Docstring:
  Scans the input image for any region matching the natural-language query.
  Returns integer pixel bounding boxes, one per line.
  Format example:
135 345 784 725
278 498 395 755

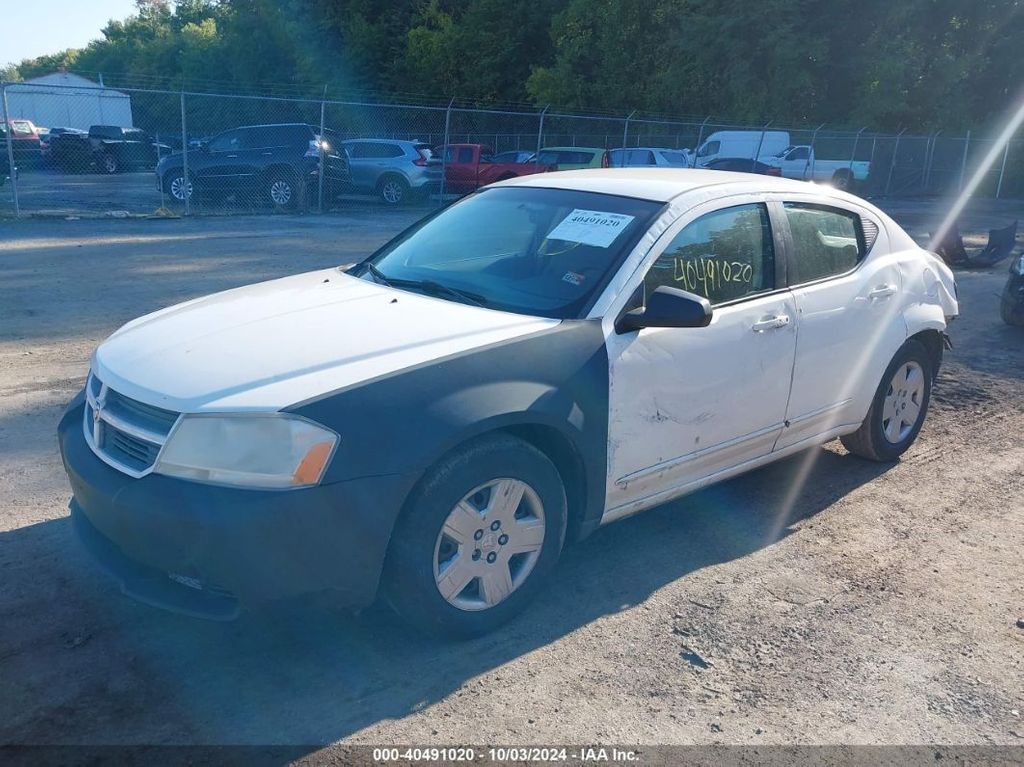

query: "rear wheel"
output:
378 175 410 205
384 434 567 638
841 340 933 461
832 169 853 190
266 170 302 211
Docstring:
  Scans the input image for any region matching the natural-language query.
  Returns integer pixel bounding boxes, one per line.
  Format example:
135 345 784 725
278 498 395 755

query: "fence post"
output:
318 85 327 214
620 110 636 166
439 98 453 205
923 131 940 192
692 116 710 167
2 82 21 217
753 121 772 172
848 127 865 176
958 131 971 191
808 123 825 180
180 91 190 216
885 128 906 195
535 106 548 168
996 140 1010 199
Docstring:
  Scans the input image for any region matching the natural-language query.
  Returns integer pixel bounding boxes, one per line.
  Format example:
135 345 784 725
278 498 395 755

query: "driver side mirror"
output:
615 286 713 334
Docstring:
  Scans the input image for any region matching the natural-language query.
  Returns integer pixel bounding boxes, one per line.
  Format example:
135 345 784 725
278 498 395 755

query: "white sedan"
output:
59 169 958 636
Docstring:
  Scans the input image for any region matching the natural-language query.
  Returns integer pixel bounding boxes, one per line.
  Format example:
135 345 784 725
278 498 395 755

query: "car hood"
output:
93 268 558 413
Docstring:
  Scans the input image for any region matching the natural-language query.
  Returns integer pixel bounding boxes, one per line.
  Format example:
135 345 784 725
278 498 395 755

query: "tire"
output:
377 174 410 205
162 172 193 204
1000 282 1024 326
101 153 119 174
266 170 302 211
841 340 933 462
383 434 567 638
832 169 853 190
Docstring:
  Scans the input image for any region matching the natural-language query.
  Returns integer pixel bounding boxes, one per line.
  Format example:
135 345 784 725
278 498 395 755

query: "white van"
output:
694 130 791 166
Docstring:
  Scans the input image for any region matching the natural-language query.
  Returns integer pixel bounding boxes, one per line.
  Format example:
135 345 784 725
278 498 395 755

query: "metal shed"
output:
6 73 134 131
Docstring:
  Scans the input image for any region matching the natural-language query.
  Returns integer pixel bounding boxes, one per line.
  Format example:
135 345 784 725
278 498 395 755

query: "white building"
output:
5 72 134 130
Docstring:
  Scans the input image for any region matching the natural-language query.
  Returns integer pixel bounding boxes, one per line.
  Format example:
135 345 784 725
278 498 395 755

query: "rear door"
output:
774 200 903 450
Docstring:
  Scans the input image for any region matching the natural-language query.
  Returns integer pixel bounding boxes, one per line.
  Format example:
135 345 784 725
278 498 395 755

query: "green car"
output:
536 146 610 170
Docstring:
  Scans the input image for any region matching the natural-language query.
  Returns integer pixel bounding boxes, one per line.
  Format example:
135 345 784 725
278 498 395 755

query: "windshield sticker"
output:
547 209 636 248
562 271 586 286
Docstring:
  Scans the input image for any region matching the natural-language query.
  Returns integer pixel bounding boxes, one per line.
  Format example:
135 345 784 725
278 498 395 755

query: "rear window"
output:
10 121 34 135
784 203 865 284
539 150 595 165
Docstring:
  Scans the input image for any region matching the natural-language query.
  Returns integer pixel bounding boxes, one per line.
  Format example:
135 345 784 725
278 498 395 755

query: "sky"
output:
1 0 138 68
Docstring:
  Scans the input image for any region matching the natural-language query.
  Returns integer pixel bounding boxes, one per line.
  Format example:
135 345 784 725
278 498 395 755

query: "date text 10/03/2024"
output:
371 746 641 762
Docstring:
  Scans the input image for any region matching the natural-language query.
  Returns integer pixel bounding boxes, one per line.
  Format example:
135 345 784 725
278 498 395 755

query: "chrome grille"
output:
84 372 180 477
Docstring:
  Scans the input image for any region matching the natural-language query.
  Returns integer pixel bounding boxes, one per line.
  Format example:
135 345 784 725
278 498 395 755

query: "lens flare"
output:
929 93 1024 251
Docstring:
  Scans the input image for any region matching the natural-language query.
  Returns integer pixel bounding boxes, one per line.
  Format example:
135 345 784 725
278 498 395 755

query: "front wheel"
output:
384 434 567 638
841 340 933 461
101 153 119 174
162 171 193 203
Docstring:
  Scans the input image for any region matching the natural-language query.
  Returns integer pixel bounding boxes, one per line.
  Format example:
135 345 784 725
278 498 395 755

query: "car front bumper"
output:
58 393 408 620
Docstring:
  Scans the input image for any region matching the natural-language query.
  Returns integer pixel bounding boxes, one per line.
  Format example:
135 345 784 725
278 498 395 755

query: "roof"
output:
497 167 837 203
21 72 129 96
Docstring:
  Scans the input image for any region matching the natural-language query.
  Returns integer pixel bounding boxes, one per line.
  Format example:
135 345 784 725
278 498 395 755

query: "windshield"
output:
351 186 663 319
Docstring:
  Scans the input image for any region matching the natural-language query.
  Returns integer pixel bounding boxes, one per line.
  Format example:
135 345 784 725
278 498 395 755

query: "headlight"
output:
1012 255 1024 276
155 414 338 489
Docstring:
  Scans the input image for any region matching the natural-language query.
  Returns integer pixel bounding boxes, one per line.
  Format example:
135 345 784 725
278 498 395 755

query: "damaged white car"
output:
60 168 958 636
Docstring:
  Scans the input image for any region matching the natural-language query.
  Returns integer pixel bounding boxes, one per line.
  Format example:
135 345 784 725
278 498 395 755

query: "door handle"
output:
868 284 897 300
751 314 791 332
262 152 273 156
226 154 238 158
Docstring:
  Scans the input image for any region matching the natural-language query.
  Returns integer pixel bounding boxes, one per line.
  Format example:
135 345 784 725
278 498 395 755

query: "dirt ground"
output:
0 196 1022 753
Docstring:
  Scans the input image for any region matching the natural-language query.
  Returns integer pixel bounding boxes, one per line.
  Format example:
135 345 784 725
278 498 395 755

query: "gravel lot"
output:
1 197 1022 752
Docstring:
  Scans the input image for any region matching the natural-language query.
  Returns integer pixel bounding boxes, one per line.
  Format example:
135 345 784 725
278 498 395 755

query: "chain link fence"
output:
2 79 1023 218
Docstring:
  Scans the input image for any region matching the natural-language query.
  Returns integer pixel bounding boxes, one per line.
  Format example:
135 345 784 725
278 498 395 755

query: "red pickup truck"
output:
434 143 550 193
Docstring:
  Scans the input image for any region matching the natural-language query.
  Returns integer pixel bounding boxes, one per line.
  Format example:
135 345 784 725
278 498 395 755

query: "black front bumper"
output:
58 395 411 620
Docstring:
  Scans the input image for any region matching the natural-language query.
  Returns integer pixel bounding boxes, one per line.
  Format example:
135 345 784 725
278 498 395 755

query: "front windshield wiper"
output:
361 263 487 307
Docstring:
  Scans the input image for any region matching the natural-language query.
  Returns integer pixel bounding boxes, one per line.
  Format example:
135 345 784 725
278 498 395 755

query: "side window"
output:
697 140 720 158
380 143 406 158
644 203 775 305
457 147 474 163
208 130 244 152
345 142 368 158
783 203 864 284
789 146 810 161
628 149 655 165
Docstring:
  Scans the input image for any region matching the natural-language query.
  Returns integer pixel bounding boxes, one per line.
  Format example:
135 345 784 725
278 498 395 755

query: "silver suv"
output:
342 139 441 205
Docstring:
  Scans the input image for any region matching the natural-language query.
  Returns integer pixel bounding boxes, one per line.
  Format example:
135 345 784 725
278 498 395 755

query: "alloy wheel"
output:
270 179 292 206
169 176 192 201
381 180 404 204
433 478 546 611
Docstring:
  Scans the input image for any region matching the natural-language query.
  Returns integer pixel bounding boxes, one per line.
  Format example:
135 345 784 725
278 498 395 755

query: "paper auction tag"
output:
547 209 636 248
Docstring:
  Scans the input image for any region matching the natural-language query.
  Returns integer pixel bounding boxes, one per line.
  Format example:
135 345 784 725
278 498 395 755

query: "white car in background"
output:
768 145 871 189
59 168 958 637
610 147 693 168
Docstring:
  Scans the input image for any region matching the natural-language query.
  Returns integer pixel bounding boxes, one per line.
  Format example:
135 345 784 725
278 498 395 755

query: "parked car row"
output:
1 119 871 210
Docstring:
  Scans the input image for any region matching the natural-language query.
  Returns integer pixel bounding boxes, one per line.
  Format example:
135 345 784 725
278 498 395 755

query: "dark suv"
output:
156 123 350 211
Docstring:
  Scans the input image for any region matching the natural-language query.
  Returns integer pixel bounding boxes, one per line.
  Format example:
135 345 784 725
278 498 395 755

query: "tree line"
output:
4 0 1023 132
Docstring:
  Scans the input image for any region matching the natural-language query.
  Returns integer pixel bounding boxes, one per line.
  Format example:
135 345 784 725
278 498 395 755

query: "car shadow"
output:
0 446 891 748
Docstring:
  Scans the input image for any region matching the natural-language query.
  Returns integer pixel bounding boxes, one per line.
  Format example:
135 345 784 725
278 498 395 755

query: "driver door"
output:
604 200 797 519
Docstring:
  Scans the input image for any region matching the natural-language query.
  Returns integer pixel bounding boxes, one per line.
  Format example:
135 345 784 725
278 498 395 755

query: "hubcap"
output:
270 180 292 205
433 478 545 611
382 181 403 204
169 176 192 200
881 361 925 444
104 156 117 172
